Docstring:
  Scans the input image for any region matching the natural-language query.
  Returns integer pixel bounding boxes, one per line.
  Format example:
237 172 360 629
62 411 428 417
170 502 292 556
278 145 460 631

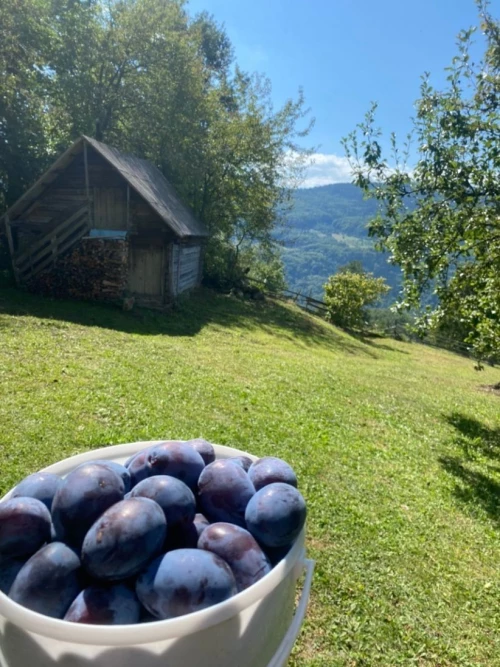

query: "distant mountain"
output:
281 183 401 301
287 183 379 237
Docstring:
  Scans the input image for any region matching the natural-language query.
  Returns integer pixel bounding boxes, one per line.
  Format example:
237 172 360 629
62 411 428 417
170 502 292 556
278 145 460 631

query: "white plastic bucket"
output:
0 441 314 667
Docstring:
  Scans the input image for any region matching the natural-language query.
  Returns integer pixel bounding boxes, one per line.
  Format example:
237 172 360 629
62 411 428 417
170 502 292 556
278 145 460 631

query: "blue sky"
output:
187 0 494 186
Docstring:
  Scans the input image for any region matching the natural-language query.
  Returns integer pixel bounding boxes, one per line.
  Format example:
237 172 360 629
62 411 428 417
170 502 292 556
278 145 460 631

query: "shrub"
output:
324 269 390 329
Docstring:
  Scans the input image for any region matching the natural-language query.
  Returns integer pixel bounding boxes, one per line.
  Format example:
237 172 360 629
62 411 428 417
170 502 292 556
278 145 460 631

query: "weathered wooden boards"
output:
170 244 201 297
14 206 89 282
128 243 164 297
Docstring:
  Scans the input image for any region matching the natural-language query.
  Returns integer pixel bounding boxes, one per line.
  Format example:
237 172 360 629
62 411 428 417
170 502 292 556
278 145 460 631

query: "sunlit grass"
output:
1 286 499 665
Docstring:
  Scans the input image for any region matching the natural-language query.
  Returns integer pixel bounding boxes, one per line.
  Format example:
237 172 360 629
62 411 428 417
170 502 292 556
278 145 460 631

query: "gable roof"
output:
2 136 208 239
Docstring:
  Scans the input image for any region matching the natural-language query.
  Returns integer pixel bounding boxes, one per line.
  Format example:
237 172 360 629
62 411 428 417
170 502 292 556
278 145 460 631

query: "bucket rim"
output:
0 441 306 646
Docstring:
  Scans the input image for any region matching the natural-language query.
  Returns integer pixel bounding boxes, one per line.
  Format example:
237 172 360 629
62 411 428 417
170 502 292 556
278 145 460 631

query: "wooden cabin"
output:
1 136 208 307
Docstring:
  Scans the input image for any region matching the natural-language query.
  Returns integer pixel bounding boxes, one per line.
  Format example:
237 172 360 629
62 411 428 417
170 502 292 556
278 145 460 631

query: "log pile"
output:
28 238 129 302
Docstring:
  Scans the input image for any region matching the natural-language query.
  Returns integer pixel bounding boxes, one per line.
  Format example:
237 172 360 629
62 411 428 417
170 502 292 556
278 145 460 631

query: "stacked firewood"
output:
29 238 129 302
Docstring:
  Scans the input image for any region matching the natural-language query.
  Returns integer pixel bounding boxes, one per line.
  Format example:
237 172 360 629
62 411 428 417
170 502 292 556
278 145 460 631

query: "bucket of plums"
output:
0 440 314 667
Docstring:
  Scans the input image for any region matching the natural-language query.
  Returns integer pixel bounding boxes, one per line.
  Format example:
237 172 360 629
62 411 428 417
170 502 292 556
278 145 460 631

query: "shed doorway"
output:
128 242 165 304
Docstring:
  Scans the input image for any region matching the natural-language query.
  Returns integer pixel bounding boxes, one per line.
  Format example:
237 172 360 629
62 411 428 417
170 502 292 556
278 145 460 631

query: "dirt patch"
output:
479 382 500 397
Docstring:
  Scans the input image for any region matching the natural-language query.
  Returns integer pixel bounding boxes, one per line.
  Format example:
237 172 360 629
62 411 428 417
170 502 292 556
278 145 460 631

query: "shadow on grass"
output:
439 412 500 526
445 412 500 461
439 455 500 526
348 329 410 355
0 286 375 357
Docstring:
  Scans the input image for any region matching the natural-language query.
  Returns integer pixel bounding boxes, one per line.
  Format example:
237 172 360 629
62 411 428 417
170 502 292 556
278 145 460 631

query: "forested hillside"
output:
281 183 401 300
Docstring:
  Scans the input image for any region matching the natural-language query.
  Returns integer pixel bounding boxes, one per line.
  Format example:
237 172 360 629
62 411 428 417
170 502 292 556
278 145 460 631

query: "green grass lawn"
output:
1 286 500 666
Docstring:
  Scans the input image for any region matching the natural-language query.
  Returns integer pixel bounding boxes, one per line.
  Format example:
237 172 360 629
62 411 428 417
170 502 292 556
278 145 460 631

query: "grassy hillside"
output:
1 287 500 665
283 184 401 300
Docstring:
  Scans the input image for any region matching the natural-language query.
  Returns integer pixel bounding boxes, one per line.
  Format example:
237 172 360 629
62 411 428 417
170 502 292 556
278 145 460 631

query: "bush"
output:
324 269 390 329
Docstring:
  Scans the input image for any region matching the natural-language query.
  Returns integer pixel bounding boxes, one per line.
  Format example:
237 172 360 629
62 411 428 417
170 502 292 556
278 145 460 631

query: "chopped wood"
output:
27 237 129 303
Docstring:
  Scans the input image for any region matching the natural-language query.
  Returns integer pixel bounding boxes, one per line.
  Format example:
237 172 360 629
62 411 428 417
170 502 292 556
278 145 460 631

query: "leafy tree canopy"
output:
343 1 500 360
0 0 312 284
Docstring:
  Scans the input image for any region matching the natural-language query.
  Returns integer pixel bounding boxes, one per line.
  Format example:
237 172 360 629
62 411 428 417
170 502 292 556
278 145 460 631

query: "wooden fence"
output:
248 278 329 316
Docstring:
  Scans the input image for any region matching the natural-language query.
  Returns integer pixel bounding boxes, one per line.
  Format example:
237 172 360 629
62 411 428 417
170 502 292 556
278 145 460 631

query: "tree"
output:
0 0 61 210
1 0 312 286
323 267 390 329
342 1 500 360
337 260 365 275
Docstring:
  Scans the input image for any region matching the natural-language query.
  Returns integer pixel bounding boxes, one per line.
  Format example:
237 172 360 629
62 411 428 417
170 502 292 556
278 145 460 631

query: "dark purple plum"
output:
198 522 271 592
9 542 82 618
245 483 306 548
184 439 215 465
64 584 141 625
51 463 126 549
129 476 195 528
198 460 255 527
228 456 253 472
247 457 298 491
136 549 237 620
0 497 51 558
81 460 131 493
124 455 134 468
125 448 154 487
264 544 293 567
147 442 205 491
11 473 62 511
0 558 27 595
82 498 166 581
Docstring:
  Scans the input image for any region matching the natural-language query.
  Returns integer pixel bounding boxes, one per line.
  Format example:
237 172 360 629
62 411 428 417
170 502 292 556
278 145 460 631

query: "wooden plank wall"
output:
129 194 165 233
94 187 126 230
171 244 180 296
174 244 201 295
11 150 121 252
128 243 164 297
11 147 170 252
57 151 124 189
13 186 90 254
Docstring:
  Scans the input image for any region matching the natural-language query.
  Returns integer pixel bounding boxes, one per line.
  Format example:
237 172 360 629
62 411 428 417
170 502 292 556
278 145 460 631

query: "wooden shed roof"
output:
2 136 208 239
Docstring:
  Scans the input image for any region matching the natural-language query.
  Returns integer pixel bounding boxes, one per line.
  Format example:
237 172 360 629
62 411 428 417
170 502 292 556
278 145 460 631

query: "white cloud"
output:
300 153 354 188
